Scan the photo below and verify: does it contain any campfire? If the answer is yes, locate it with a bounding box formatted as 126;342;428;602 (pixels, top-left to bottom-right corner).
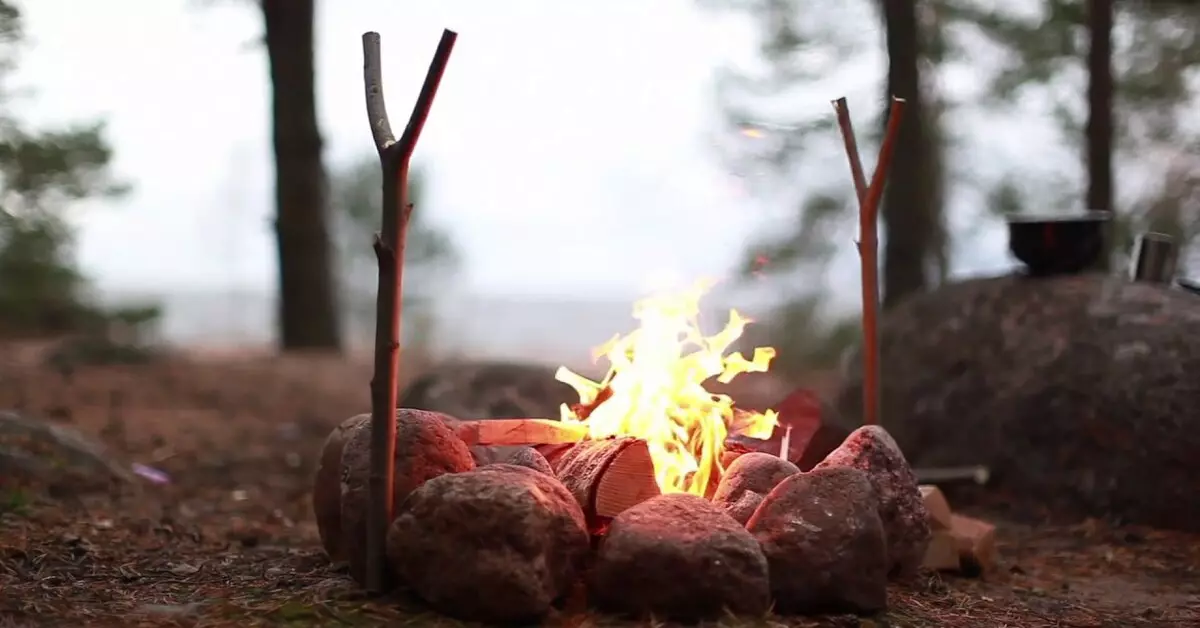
314;281;993;624
554;280;778;496
318;29;991;627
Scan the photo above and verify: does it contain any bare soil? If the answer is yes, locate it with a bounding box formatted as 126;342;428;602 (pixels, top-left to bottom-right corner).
0;344;1196;627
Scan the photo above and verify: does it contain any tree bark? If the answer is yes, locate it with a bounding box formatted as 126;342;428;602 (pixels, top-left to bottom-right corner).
879;0;935;308
262;0;342;351
1086;0;1115;269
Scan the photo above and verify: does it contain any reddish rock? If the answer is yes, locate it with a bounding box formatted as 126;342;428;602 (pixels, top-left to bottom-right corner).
386;464;589;624
340;408;475;587
712;452;798;524
500;446;555;476
590;493;770;621
815;425;930;578
312;414;368;562
747;466;889;615
725;491;765;526
473;445;555;477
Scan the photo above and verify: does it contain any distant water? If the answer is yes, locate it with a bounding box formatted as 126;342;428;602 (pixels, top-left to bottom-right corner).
95;288;748;368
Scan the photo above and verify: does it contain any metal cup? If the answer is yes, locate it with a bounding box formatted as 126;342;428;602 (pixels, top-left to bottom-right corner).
1132;232;1178;284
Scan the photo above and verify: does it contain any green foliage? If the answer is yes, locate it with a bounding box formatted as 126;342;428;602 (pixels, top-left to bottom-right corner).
0;484;31;516
712;0;1200;371
948;0;1200;268
708;1;868;301
330;157;460;351
0;1;144;340
707;0;949;372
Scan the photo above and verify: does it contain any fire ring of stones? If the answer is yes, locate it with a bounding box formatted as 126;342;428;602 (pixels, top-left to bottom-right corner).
314;409;931;623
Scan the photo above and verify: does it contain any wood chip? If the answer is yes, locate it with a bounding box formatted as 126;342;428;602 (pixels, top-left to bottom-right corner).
950;514;998;576
919;484;954;530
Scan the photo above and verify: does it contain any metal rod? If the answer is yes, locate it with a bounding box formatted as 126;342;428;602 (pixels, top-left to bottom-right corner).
914;465;990;485
1132;232;1178;284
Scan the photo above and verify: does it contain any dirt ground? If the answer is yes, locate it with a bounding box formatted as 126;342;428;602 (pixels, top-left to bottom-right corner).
0;344;1197;627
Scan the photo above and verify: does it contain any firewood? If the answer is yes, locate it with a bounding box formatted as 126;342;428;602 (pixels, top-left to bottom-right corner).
950;514;997;576
593;439;659;518
922;529;961;572
451;419;588;447
919;485;953;530
554;437;660;530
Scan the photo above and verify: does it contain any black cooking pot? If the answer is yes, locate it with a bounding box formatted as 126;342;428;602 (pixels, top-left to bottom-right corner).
1007;211;1112;276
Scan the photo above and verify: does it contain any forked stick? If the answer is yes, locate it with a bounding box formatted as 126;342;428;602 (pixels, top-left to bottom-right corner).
832;96;905;427
361;29;458;594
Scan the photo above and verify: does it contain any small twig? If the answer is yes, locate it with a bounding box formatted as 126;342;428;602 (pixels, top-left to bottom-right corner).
777;425;793;462
833;96;906;427
360;28;458;595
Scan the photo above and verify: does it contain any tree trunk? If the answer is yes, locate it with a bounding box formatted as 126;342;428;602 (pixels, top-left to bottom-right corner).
879;0;935;308
261;0;342;351
1086;0;1115;269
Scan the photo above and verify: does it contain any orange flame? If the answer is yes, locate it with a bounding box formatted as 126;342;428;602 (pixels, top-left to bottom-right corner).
555;281;778;496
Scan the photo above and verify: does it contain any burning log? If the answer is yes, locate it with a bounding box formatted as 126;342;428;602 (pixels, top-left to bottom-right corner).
553;437;661;532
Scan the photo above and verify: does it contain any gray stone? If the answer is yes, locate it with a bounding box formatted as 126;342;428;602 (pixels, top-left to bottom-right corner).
498;446;555;476
590;493;770;621
815;425;930;578
747;466;889;615
470;445;554;477
340;408;474;587
0;411;133;491
386;464;589;624
836;273;1200;531
724;490;765;526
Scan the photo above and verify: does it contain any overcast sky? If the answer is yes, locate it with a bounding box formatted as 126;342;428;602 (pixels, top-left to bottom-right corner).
15;0;1064;319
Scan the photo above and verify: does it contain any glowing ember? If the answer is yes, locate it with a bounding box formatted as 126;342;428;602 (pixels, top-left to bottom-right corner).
555;281;779;496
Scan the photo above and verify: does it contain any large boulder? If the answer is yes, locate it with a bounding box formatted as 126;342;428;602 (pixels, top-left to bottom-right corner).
836;273;1200;531
386;464;589;624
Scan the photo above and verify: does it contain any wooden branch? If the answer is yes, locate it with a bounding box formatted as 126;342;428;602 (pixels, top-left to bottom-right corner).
452;419;589;447
362;33;395;152
833;97;869;206
832;96;905;427
360;28;458;595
